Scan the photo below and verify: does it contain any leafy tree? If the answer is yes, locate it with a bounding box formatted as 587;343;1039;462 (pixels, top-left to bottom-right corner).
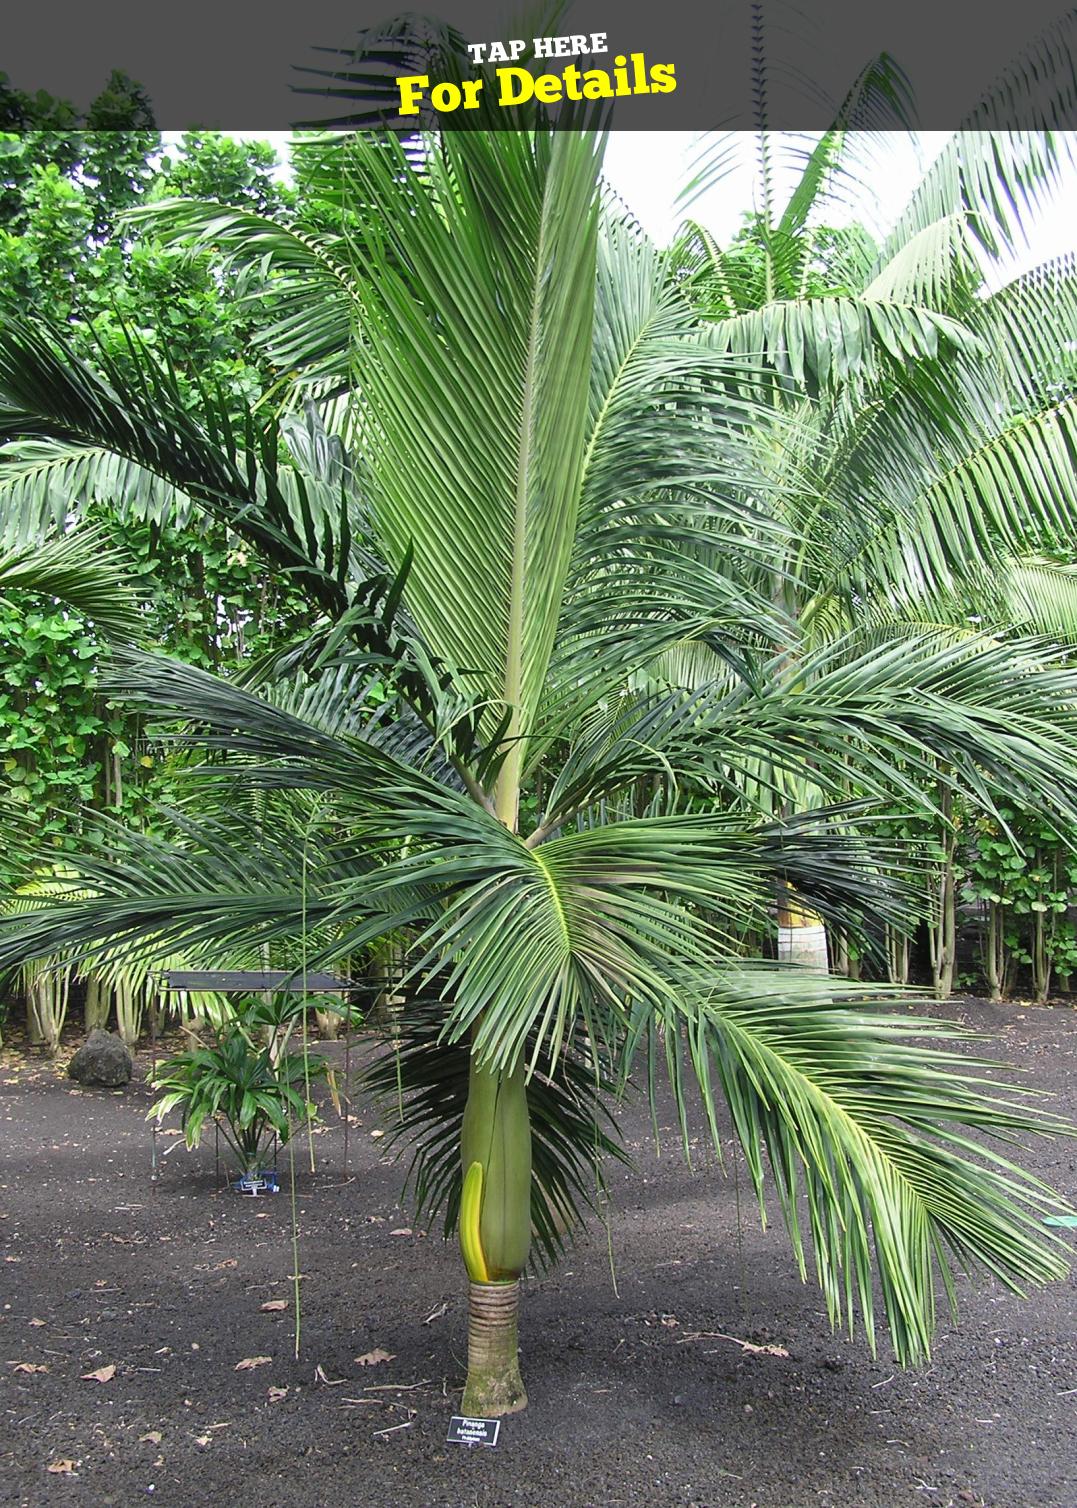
0;125;308;962
1;127;1076;1420
964;804;1077;1002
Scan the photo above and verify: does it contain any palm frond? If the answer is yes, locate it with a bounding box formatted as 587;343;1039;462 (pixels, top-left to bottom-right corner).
0;439;193;540
1003;556;1077;643
844;395;1077;607
0;321;356;616
0;526;141;638
970;252;1077;402
336;128;603;779
701;296;980;392
636;967;1073;1363
862;213;982;309
536;632;1077;839
876;125;1074;271
123;199;363;385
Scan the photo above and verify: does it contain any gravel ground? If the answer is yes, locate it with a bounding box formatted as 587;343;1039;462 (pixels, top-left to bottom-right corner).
1;997;1074;1508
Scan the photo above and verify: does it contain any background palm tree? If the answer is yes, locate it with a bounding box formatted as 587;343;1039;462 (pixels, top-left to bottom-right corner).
1;126;1077;1417
661;103;1077;978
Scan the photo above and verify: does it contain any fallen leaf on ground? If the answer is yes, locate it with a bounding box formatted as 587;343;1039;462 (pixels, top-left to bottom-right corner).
267;1386;288;1402
676;1331;790;1358
260;1300;288;1312
193;1434;211;1447
234;1356;272;1371
389;1228;412;1237
11;1361;48;1374
369;1129;384;1139
139;1431;162;1445
46;1460;77;1475
355;1348;395;1367
28;1318;45;1328
81;1364;116;1383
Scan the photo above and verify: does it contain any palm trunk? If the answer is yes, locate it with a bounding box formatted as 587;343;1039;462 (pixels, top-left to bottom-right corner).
456;626;534;1415
115;977;145;1048
462;1279;526;1416
315;1004;341;1040
886;924;910;985
26;964;71;1055
929;787;957;1001
459;1055;532;1415
83;975;111;1032
1033;910;1051;1005
929;859;956;1000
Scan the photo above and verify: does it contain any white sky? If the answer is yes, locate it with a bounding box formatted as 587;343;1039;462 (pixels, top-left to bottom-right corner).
602;132;1077;284
174;130;1077;284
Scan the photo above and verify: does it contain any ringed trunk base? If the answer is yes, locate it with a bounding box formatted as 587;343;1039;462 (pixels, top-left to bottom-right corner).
461;1279;527;1417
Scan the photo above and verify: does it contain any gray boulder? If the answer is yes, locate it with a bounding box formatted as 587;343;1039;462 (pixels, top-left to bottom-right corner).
67;1029;133;1087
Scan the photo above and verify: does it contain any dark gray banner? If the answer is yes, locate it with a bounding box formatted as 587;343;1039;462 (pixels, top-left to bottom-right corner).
3;1;1076;129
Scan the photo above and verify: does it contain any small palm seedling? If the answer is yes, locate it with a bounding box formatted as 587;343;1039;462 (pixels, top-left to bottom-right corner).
148;996;329;1177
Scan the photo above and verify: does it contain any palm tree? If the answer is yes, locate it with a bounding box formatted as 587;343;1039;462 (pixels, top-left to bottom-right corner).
1;127;1076;1417
664;98;1077;980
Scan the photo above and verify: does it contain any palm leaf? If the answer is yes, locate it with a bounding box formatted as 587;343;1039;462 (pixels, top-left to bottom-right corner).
122;199;363;386
0;320;356;616
335;128;603;808
0;439;193;540
701;297;980;392
638;968;1073;1363
0;526;141;638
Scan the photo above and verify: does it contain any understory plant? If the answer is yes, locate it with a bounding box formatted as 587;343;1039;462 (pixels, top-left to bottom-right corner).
963;805;1077;1003
149;995;329;1174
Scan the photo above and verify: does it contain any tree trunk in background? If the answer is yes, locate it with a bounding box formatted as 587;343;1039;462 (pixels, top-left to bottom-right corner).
985;902;1006;1001
26;966;70;1055
315;1005;341;1040
929;787;957;1001
26;990;45;1046
930;857;957;1000
886;925;910;986
114;978;145;1048
84;976;111;1032
1033;910;1051;1005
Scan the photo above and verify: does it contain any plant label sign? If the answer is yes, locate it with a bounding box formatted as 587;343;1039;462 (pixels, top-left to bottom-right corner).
447;1415;500;1447
233;1171;280;1197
